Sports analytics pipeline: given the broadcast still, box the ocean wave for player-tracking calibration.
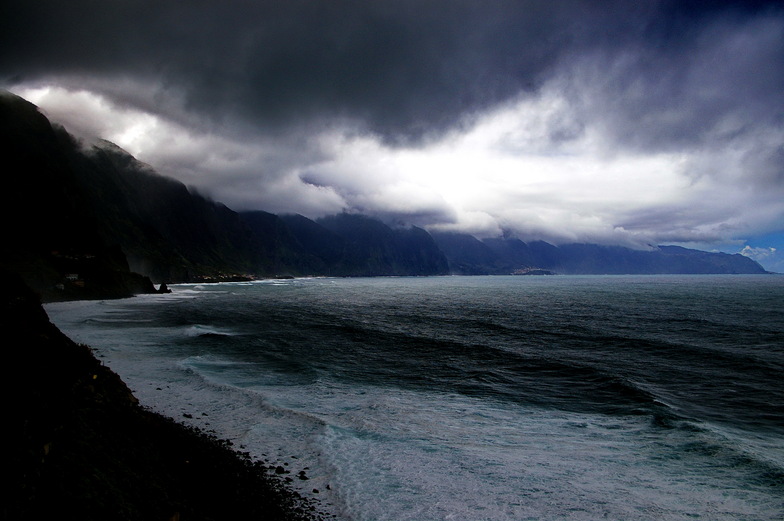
[82,317,154,324]
[183,324,239,338]
[46,275,784,521]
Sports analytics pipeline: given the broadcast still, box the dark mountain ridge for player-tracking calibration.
[0,91,450,298]
[0,91,769,301]
[430,232,767,275]
[308,213,450,276]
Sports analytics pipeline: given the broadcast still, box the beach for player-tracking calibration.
[3,273,329,521]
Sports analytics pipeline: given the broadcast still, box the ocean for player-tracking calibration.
[44,275,784,521]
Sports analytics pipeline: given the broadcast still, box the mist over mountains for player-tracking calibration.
[0,91,767,299]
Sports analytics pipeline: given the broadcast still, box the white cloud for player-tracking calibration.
[740,246,777,260]
[304,87,747,246]
[19,85,159,143]
[16,84,346,217]
[13,79,784,251]
[739,245,783,273]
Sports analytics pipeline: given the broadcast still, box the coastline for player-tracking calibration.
[3,273,330,521]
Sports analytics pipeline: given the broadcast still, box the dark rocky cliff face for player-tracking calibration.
[0,92,159,299]
[0,90,279,292]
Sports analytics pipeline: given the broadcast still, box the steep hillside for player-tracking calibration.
[76,139,267,282]
[241,211,328,276]
[0,91,277,291]
[0,92,157,299]
[314,213,450,276]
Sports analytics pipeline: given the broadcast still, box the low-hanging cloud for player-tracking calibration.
[2,0,783,267]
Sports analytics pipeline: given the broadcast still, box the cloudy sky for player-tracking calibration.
[2,0,783,271]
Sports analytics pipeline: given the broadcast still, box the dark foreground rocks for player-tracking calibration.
[2,272,328,521]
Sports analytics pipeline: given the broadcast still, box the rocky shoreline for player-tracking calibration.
[3,272,332,521]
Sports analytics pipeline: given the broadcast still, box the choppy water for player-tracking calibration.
[45,275,784,520]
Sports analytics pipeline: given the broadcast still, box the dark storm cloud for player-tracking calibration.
[563,12,783,151]
[3,0,783,260]
[0,0,556,140]
[4,0,778,144]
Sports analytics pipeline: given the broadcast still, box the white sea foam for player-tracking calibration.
[83,317,154,324]
[45,277,784,521]
[183,324,239,337]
